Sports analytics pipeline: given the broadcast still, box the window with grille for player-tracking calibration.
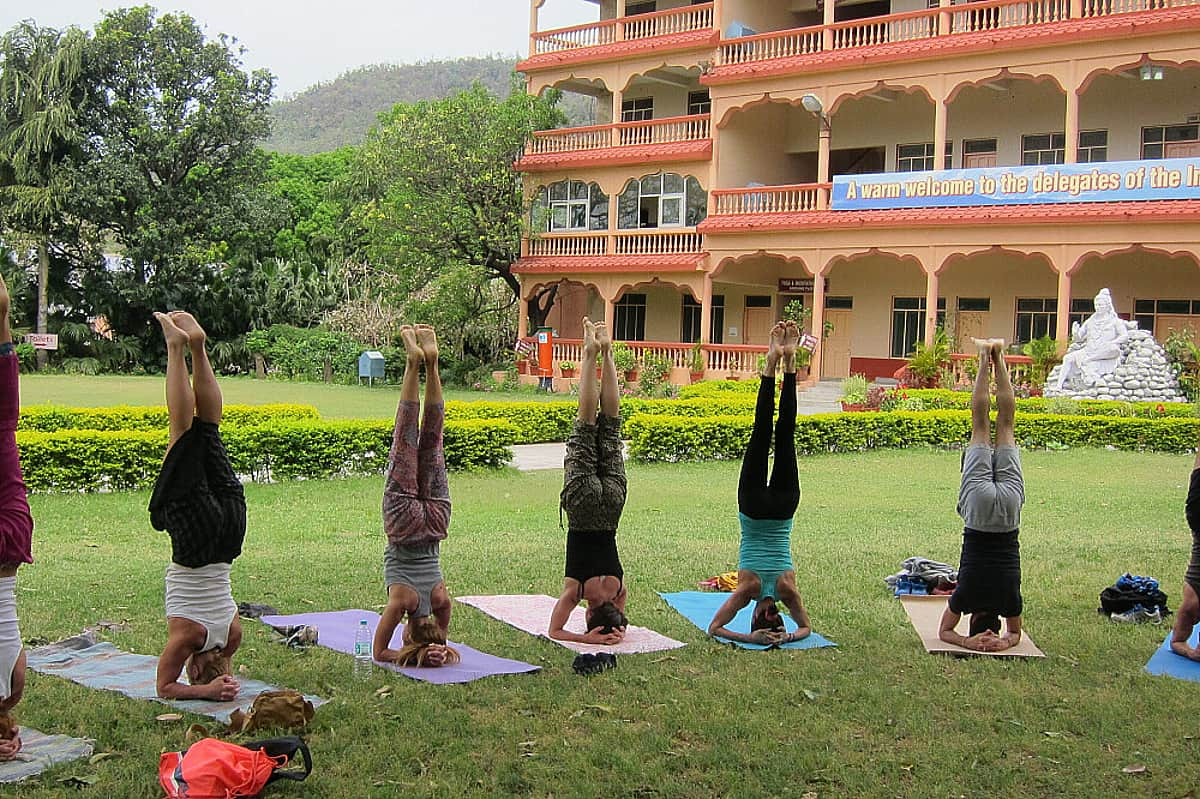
[621,97,653,123]
[1078,130,1107,163]
[891,297,945,357]
[1021,132,1066,165]
[1142,124,1200,159]
[617,173,707,229]
[681,295,724,343]
[1015,297,1057,343]
[533,181,609,232]
[687,91,711,116]
[897,141,953,172]
[614,294,647,341]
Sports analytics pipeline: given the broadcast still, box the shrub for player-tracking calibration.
[18,404,321,432]
[678,380,758,399]
[840,373,869,404]
[445,400,577,444]
[1022,335,1061,385]
[17,419,516,492]
[626,410,1200,462]
[895,389,1194,418]
[245,324,361,381]
[611,343,638,374]
[637,354,673,398]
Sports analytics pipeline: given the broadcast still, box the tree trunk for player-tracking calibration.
[527,284,559,331]
[36,239,49,369]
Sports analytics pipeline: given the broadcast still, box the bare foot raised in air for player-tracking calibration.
[782,321,800,358]
[764,322,785,374]
[400,325,423,364]
[415,325,438,364]
[0,273,9,323]
[972,338,991,353]
[595,320,612,353]
[169,311,206,349]
[990,339,1007,360]
[582,317,598,358]
[154,312,189,350]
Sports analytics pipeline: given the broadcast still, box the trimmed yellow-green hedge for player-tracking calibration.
[17,419,516,492]
[898,390,1194,418]
[678,380,760,399]
[18,403,321,432]
[626,410,1200,462]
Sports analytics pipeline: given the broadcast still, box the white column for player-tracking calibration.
[699,274,713,344]
[933,96,948,170]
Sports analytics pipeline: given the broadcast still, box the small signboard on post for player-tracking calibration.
[800,333,819,352]
[25,333,58,351]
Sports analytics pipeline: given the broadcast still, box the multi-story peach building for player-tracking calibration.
[514,0,1200,382]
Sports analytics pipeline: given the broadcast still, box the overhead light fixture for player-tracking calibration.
[1140,64,1164,81]
[800,94,824,113]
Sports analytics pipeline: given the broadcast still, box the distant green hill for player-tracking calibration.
[265,56,597,155]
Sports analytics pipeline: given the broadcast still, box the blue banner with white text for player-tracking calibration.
[830,157,1200,210]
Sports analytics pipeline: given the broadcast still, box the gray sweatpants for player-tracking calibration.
[957,444,1024,532]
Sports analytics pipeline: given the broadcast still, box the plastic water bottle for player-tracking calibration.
[353,619,372,680]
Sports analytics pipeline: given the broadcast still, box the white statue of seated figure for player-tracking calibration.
[1054,288,1138,390]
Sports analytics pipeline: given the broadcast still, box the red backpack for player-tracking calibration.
[159,736,311,798]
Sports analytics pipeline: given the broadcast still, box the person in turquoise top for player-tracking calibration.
[708,321,812,646]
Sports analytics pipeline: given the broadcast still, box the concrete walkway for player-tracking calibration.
[510,442,567,471]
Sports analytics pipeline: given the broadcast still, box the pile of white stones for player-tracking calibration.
[1044,329,1188,402]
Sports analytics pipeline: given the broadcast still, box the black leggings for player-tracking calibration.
[738,373,799,521]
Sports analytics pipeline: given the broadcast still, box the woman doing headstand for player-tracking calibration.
[1170,442,1200,661]
[0,275,32,760]
[549,317,627,645]
[939,339,1024,652]
[374,325,459,668]
[708,321,812,646]
[150,312,245,700]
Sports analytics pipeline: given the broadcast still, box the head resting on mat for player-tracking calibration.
[394,615,461,667]
[586,601,627,634]
[188,648,231,686]
[0,712,13,741]
[751,598,785,633]
[968,611,1002,637]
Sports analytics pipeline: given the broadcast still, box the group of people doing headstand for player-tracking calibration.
[3,297,1200,761]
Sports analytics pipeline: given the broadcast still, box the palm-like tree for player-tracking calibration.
[0,21,89,367]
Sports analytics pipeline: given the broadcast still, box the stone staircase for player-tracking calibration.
[796,378,843,415]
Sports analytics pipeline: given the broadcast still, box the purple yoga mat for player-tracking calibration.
[259,610,539,684]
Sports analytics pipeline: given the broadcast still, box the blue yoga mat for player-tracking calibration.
[658,591,836,651]
[1145,627,1200,682]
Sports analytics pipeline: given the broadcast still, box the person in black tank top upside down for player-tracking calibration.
[550,317,627,646]
[939,338,1025,653]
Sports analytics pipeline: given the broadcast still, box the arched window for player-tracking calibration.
[531,180,609,232]
[617,172,707,229]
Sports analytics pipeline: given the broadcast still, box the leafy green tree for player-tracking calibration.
[0,20,92,366]
[341,81,562,360]
[264,148,354,263]
[74,6,274,344]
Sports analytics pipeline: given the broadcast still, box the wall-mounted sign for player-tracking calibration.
[25,333,58,350]
[778,278,814,293]
[831,157,1200,210]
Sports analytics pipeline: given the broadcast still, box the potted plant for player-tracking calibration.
[559,360,577,378]
[612,342,639,382]
[796,346,811,380]
[688,342,706,383]
[906,327,951,388]
[840,373,869,411]
[1021,334,1060,388]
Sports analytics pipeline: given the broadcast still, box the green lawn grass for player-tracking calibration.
[16,374,558,419]
[12,449,1200,797]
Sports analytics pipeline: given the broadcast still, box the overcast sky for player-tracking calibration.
[0,1,595,97]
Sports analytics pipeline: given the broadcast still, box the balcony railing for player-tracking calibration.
[552,339,766,374]
[526,114,711,156]
[716,0,1199,67]
[532,3,714,56]
[711,184,831,215]
[528,230,704,258]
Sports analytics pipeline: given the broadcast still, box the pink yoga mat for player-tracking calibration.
[259,610,539,684]
[456,594,686,654]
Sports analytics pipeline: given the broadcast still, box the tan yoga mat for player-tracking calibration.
[900,595,1044,658]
